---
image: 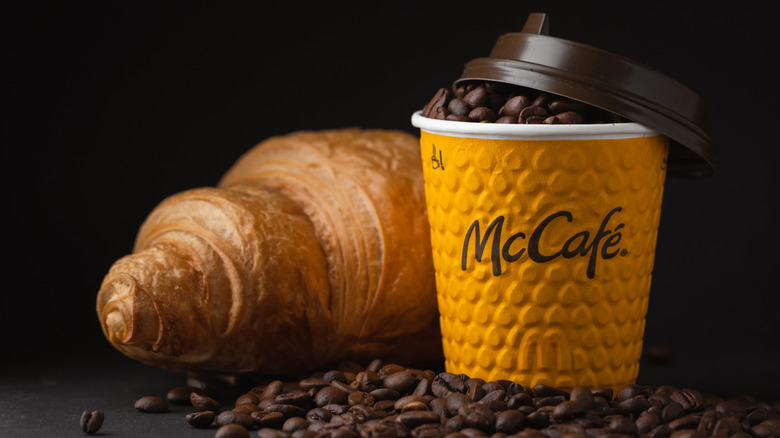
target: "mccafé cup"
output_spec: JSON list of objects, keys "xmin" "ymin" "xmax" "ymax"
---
[{"xmin": 412, "ymin": 13, "xmax": 716, "ymax": 393}]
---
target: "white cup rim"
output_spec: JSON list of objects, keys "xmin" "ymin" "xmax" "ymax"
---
[{"xmin": 411, "ymin": 111, "xmax": 662, "ymax": 141}]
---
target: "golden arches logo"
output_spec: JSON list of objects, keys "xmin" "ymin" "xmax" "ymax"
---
[{"xmin": 518, "ymin": 327, "xmax": 573, "ymax": 373}]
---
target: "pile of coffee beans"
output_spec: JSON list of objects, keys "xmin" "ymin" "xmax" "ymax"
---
[
  {"xmin": 119, "ymin": 359, "xmax": 779, "ymax": 438},
  {"xmin": 421, "ymin": 81, "xmax": 628, "ymax": 125}
]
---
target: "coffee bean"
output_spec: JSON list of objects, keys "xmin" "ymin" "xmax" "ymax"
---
[
  {"xmin": 746, "ymin": 406, "xmax": 770, "ymax": 425},
  {"xmin": 530, "ymin": 91, "xmax": 552, "ymax": 108},
  {"xmin": 348, "ymin": 391, "xmax": 375, "ymax": 407},
  {"xmin": 444, "ymin": 392, "xmax": 472, "ymax": 416},
  {"xmin": 324, "ymin": 370, "xmax": 349, "ymax": 384},
  {"xmin": 753, "ymin": 420, "xmax": 780, "ymax": 438},
  {"xmin": 636, "ymin": 412, "xmax": 661, "ymax": 434},
  {"xmin": 481, "ymin": 389, "xmax": 507, "ymax": 402},
  {"xmin": 360, "ymin": 422, "xmax": 397, "ymax": 438},
  {"xmin": 618, "ymin": 395, "xmax": 652, "ymax": 416},
  {"xmin": 716, "ymin": 399, "xmax": 748, "ymax": 419},
  {"xmin": 394, "ymin": 395, "xmax": 428, "ymax": 412},
  {"xmin": 534, "ymin": 395, "xmax": 565, "ymax": 408},
  {"xmin": 317, "ymin": 386, "xmax": 349, "ymax": 406},
  {"xmin": 190, "ymin": 392, "xmax": 220, "ymax": 412},
  {"xmin": 371, "ymin": 388, "xmax": 400, "ymax": 402},
  {"xmin": 609, "ymin": 415, "xmax": 638, "ymax": 435},
  {"xmin": 457, "ymin": 402, "xmax": 495, "ymax": 431},
  {"xmin": 383, "ymin": 371, "xmax": 418, "ymax": 395},
  {"xmin": 552, "ymin": 400, "xmax": 585, "ymax": 421},
  {"xmin": 468, "ymin": 107, "xmax": 497, "ymax": 123},
  {"xmin": 671, "ymin": 389, "xmax": 705, "ymax": 412},
  {"xmin": 267, "ymin": 403, "xmax": 308, "ymax": 418},
  {"xmin": 662, "ymin": 401, "xmax": 685, "ymax": 422},
  {"xmin": 519, "ymin": 106, "xmax": 547, "ymax": 124},
  {"xmin": 447, "ymin": 99, "xmax": 471, "ymax": 117},
  {"xmin": 525, "ymin": 411, "xmax": 549, "ymax": 429},
  {"xmin": 697, "ymin": 408, "xmax": 717, "ymax": 433},
  {"xmin": 186, "ymin": 410, "xmax": 216, "ymax": 428},
  {"xmin": 134, "ymin": 395, "xmax": 168, "ymax": 413},
  {"xmin": 304, "ymin": 407, "xmax": 330, "ymax": 423},
  {"xmin": 166, "ymin": 385, "xmax": 200, "ymax": 405},
  {"xmin": 431, "ymin": 373, "xmax": 466, "ymax": 398},
  {"xmin": 349, "ymin": 404, "xmax": 381, "ymax": 422},
  {"xmin": 276, "ymin": 391, "xmax": 313, "ymax": 408},
  {"xmin": 548, "ymin": 110, "xmax": 584, "ymax": 124},
  {"xmin": 712, "ymin": 416, "xmax": 742, "ymax": 436},
  {"xmin": 668, "ymin": 429, "xmax": 706, "ymax": 438},
  {"xmin": 422, "ymin": 88, "xmax": 451, "ymax": 118},
  {"xmin": 283, "ymin": 416, "xmax": 309, "ymax": 432},
  {"xmin": 668, "ymin": 413, "xmax": 700, "ymax": 430},
  {"xmin": 445, "ymin": 114, "xmax": 469, "ymax": 122},
  {"xmin": 293, "ymin": 430, "xmax": 319, "ymax": 438},
  {"xmin": 463, "ymin": 86, "xmax": 489, "ymax": 108},
  {"xmin": 262, "ymin": 381, "xmax": 285, "ymax": 400},
  {"xmin": 252, "ymin": 411, "xmax": 285, "ymax": 428},
  {"xmin": 428, "ymin": 397, "xmax": 448, "ymax": 417},
  {"xmin": 322, "ymin": 404, "xmax": 349, "ymax": 415},
  {"xmin": 592, "ymin": 388, "xmax": 614, "ymax": 400},
  {"xmin": 478, "ymin": 398, "xmax": 506, "ymax": 412},
  {"xmin": 79, "ymin": 410, "xmax": 104, "ymax": 435},
  {"xmin": 215, "ymin": 423, "xmax": 250, "ymax": 438},
  {"xmin": 495, "ymin": 115, "xmax": 518, "ymax": 124},
  {"xmin": 217, "ymin": 410, "xmax": 254, "ymax": 429},
  {"xmin": 548, "ymin": 97, "xmax": 589, "ymax": 114},
  {"xmin": 396, "ymin": 410, "xmax": 441, "ymax": 428},
  {"xmin": 569, "ymin": 386, "xmax": 595, "ymax": 410},
  {"xmin": 400, "ymin": 401, "xmax": 429, "ymax": 413},
  {"xmin": 500, "ymin": 95, "xmax": 530, "ymax": 117},
  {"xmin": 494, "ymin": 409, "xmax": 524, "ymax": 433}
]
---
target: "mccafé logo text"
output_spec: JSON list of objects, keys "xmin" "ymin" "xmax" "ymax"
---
[{"xmin": 461, "ymin": 207, "xmax": 626, "ymax": 279}]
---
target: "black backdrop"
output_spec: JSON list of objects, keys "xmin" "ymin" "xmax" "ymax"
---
[{"xmin": 4, "ymin": 1, "xmax": 779, "ymax": 403}]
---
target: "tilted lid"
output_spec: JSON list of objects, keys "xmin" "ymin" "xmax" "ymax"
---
[{"xmin": 454, "ymin": 13, "xmax": 716, "ymax": 177}]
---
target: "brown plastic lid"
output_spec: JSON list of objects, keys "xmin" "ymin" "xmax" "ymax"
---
[{"xmin": 454, "ymin": 13, "xmax": 716, "ymax": 177}]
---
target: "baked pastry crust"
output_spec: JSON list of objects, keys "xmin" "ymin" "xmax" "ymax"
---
[{"xmin": 96, "ymin": 129, "xmax": 443, "ymax": 376}]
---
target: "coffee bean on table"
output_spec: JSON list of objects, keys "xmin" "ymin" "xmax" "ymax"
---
[
  {"xmin": 316, "ymin": 385, "xmax": 349, "ymax": 406},
  {"xmin": 217, "ymin": 410, "xmax": 254, "ymax": 429},
  {"xmin": 134, "ymin": 395, "xmax": 168, "ymax": 413},
  {"xmin": 166, "ymin": 385, "xmax": 199, "ymax": 404},
  {"xmin": 185, "ymin": 410, "xmax": 216, "ymax": 428},
  {"xmin": 190, "ymin": 391, "xmax": 221, "ymax": 412},
  {"xmin": 79, "ymin": 409, "xmax": 104, "ymax": 435},
  {"xmin": 282, "ymin": 416, "xmax": 309, "ymax": 432},
  {"xmin": 551, "ymin": 399, "xmax": 585, "ymax": 420},
  {"xmin": 215, "ymin": 423, "xmax": 250, "ymax": 438},
  {"xmin": 252, "ymin": 411, "xmax": 285, "ymax": 428},
  {"xmin": 431, "ymin": 372, "xmax": 466, "ymax": 397}
]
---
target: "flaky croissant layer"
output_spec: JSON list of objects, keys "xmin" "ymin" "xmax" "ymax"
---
[{"xmin": 96, "ymin": 129, "xmax": 443, "ymax": 377}]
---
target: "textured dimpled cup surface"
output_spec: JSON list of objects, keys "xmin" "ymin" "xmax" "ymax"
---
[{"xmin": 412, "ymin": 112, "xmax": 668, "ymax": 393}]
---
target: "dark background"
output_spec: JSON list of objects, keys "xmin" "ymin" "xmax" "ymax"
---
[{"xmin": 3, "ymin": 1, "xmax": 778, "ymax": 435}]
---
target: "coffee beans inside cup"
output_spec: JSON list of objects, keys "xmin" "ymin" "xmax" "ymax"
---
[{"xmin": 421, "ymin": 81, "xmax": 628, "ymax": 125}]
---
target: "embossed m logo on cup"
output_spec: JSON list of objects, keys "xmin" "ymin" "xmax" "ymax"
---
[{"xmin": 461, "ymin": 207, "xmax": 626, "ymax": 279}]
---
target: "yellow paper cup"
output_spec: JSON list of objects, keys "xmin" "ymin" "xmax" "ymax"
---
[{"xmin": 412, "ymin": 111, "xmax": 669, "ymax": 393}]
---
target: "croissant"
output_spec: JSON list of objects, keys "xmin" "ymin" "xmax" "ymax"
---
[{"xmin": 96, "ymin": 128, "xmax": 443, "ymax": 377}]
